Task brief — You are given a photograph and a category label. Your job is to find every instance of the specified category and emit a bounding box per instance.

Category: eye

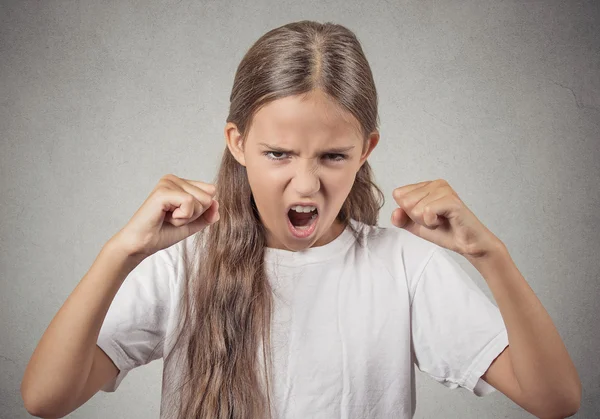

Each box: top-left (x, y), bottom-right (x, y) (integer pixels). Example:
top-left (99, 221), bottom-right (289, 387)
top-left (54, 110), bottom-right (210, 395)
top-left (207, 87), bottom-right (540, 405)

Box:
top-left (264, 151), bottom-right (288, 160)
top-left (323, 153), bottom-right (347, 162)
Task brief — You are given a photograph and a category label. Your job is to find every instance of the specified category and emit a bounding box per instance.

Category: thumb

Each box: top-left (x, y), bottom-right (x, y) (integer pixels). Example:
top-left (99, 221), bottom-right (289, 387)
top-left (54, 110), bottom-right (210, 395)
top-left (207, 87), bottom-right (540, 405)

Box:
top-left (391, 208), bottom-right (420, 237)
top-left (391, 207), bottom-right (407, 228)
top-left (187, 200), bottom-right (220, 233)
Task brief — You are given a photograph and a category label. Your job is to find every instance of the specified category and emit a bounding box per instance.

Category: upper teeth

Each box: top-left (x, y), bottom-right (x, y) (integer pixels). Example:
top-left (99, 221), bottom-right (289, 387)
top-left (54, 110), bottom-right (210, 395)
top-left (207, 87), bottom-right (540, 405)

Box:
top-left (292, 205), bottom-right (316, 213)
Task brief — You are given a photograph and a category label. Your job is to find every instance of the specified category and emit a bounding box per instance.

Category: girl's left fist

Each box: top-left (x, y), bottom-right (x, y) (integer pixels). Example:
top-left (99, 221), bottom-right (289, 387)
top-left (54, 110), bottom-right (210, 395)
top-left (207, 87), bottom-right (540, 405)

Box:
top-left (391, 179), bottom-right (502, 259)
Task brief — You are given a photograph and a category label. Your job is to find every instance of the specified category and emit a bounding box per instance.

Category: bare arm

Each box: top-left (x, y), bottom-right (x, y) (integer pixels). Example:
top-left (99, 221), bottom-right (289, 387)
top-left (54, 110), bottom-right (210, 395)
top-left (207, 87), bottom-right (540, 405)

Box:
top-left (469, 244), bottom-right (581, 418)
top-left (21, 235), bottom-right (146, 418)
top-left (21, 174), bottom-right (220, 418)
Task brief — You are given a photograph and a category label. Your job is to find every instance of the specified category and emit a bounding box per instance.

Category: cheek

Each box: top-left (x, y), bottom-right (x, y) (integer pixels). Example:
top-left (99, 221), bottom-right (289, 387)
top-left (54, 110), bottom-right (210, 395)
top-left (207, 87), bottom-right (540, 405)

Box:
top-left (322, 167), bottom-right (357, 194)
top-left (248, 166), bottom-right (286, 191)
top-left (246, 165), bottom-right (287, 215)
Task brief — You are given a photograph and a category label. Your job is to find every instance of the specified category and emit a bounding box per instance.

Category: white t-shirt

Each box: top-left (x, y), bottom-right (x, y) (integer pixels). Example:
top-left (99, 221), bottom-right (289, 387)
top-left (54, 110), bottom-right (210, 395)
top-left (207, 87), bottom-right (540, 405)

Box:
top-left (97, 219), bottom-right (509, 418)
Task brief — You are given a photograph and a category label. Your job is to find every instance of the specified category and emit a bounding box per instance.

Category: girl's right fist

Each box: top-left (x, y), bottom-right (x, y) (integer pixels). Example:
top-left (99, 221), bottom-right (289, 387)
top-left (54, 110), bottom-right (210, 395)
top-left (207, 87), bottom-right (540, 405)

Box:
top-left (114, 174), bottom-right (220, 259)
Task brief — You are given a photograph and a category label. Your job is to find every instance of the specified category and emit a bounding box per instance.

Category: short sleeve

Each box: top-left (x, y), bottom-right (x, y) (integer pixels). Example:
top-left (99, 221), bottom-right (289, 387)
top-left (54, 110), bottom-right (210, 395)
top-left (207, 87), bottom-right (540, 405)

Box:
top-left (97, 248), bottom-right (176, 392)
top-left (410, 248), bottom-right (509, 397)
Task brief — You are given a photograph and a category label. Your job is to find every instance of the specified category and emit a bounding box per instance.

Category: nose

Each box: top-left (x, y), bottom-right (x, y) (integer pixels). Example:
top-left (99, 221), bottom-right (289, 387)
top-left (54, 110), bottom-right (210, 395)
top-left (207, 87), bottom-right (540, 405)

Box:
top-left (291, 158), bottom-right (320, 197)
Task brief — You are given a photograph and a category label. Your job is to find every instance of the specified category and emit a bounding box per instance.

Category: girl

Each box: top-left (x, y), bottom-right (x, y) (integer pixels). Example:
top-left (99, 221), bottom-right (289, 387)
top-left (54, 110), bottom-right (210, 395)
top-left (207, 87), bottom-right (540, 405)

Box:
top-left (21, 20), bottom-right (580, 419)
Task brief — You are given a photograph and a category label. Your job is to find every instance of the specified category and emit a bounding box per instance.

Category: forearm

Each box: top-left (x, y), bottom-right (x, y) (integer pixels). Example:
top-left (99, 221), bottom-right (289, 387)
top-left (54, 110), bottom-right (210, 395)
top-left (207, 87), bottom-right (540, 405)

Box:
top-left (467, 242), bottom-right (581, 409)
top-left (21, 236), bottom-right (144, 411)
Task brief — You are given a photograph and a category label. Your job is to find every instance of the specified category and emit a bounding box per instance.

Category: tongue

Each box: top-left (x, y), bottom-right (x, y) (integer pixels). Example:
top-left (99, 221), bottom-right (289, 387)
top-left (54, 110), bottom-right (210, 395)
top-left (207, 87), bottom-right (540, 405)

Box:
top-left (289, 210), bottom-right (316, 227)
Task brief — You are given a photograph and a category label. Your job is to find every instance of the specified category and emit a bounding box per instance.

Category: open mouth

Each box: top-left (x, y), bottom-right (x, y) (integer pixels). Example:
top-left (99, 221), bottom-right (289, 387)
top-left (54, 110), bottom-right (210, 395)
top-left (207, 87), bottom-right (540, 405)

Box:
top-left (288, 207), bottom-right (318, 228)
top-left (287, 205), bottom-right (319, 238)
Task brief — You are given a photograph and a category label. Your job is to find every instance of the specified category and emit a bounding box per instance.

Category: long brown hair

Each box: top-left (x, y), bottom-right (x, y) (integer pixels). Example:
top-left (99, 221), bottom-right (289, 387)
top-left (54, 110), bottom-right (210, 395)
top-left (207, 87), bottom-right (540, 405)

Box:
top-left (170, 20), bottom-right (384, 418)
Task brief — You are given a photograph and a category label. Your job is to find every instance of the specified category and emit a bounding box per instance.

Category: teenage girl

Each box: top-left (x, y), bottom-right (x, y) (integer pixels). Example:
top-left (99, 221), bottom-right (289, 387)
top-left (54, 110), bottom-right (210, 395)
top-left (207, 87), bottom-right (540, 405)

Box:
top-left (21, 20), bottom-right (580, 419)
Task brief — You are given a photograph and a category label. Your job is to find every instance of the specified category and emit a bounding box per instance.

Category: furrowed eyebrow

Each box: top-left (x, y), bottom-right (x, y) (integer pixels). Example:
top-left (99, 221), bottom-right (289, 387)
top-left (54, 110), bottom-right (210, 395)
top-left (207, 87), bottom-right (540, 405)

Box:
top-left (323, 146), bottom-right (355, 153)
top-left (258, 143), bottom-right (290, 152)
top-left (258, 143), bottom-right (355, 153)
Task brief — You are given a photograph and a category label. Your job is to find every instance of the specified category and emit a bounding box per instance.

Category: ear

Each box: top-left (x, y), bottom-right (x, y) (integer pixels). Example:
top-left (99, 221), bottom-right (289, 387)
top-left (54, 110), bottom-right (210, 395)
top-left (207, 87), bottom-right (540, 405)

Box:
top-left (359, 130), bottom-right (380, 166)
top-left (225, 122), bottom-right (246, 166)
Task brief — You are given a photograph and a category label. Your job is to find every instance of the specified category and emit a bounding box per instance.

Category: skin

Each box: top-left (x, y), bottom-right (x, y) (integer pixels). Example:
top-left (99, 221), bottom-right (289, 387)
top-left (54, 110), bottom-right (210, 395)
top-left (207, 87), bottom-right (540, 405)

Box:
top-left (390, 180), bottom-right (581, 417)
top-left (225, 89), bottom-right (379, 251)
top-left (227, 88), bottom-right (581, 416)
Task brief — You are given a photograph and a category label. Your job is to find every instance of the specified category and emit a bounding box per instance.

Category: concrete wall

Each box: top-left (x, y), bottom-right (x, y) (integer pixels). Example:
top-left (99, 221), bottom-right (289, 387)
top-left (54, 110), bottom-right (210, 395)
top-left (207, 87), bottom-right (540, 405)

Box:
top-left (1, 0), bottom-right (598, 417)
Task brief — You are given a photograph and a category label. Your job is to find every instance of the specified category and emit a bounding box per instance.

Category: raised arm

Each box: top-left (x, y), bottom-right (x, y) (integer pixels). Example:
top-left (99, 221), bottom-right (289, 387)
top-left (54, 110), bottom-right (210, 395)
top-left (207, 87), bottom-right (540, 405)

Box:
top-left (21, 236), bottom-right (145, 418)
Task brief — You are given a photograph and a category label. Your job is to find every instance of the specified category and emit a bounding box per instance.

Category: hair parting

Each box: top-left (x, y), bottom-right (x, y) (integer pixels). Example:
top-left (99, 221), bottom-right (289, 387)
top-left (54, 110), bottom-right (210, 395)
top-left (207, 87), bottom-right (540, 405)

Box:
top-left (168, 20), bottom-right (384, 419)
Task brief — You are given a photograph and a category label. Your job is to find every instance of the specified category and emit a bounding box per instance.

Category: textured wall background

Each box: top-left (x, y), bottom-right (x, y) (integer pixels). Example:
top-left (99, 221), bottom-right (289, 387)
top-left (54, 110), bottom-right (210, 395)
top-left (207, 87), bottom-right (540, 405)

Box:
top-left (1, 0), bottom-right (598, 418)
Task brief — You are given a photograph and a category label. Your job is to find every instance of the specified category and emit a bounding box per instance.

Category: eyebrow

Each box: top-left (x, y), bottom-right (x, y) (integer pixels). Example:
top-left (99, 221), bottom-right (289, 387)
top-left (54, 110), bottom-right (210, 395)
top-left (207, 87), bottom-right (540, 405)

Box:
top-left (258, 143), bottom-right (356, 154)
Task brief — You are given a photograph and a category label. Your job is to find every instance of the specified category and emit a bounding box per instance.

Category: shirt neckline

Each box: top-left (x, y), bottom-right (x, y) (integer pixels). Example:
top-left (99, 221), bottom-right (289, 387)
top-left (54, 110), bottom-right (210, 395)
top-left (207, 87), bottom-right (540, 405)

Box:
top-left (264, 219), bottom-right (360, 266)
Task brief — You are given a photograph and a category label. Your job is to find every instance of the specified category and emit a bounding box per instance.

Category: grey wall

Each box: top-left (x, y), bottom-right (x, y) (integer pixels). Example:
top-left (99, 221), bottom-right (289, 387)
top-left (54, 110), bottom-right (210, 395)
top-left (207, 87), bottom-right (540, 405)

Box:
top-left (1, 0), bottom-right (598, 418)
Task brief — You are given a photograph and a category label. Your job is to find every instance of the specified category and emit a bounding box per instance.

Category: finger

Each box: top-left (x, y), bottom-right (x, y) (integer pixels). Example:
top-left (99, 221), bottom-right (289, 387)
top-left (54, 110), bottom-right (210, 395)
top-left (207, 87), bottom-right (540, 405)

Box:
top-left (161, 174), bottom-right (217, 197)
top-left (171, 193), bottom-right (200, 220)
top-left (183, 200), bottom-right (220, 233)
top-left (391, 207), bottom-right (409, 228)
top-left (179, 178), bottom-right (217, 196)
top-left (394, 187), bottom-right (431, 213)
top-left (422, 195), bottom-right (462, 224)
top-left (161, 179), bottom-right (215, 218)
top-left (201, 199), bottom-right (220, 224)
top-left (156, 188), bottom-right (208, 228)
top-left (411, 189), bottom-right (449, 227)
top-left (392, 181), bottom-right (431, 206)
top-left (172, 179), bottom-right (218, 213)
top-left (391, 206), bottom-right (420, 232)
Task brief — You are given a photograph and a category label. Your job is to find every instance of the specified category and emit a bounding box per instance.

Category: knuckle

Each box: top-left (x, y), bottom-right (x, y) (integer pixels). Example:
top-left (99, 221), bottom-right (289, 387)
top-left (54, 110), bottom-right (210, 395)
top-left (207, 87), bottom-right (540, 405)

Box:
top-left (197, 191), bottom-right (212, 205)
top-left (157, 178), bottom-right (173, 189)
top-left (194, 195), bottom-right (209, 210)
top-left (155, 185), bottom-right (169, 196)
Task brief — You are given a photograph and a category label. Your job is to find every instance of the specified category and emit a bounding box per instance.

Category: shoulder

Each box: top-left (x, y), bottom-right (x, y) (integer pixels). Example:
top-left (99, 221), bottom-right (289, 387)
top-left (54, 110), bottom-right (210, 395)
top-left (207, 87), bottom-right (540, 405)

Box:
top-left (349, 219), bottom-right (441, 283)
top-left (158, 232), bottom-right (200, 270)
top-left (350, 219), bottom-right (439, 257)
top-left (133, 232), bottom-right (201, 293)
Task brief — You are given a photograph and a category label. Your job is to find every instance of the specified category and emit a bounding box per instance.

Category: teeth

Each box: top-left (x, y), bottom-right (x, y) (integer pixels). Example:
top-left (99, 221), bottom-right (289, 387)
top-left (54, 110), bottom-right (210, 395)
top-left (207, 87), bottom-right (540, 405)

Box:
top-left (291, 205), bottom-right (316, 213)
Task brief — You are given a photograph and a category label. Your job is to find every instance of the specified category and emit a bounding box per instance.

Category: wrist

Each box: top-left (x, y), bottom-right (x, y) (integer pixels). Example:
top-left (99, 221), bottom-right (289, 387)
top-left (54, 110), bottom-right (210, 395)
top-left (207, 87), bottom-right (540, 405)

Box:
top-left (105, 232), bottom-right (149, 266)
top-left (466, 239), bottom-right (510, 274)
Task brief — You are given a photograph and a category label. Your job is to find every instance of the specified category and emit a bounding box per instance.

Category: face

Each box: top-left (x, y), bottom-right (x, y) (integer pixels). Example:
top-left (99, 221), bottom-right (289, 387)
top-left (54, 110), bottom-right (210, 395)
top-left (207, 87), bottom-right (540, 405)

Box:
top-left (225, 89), bottom-right (379, 251)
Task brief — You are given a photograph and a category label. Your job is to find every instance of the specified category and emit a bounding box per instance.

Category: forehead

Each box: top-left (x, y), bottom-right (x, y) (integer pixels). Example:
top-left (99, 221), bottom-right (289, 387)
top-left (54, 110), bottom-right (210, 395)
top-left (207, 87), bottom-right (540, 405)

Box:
top-left (249, 92), bottom-right (363, 143)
